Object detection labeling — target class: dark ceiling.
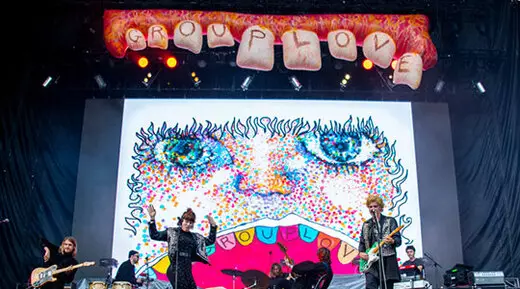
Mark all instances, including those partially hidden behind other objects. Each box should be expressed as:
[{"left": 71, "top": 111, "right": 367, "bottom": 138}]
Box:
[{"left": 10, "top": 0, "right": 507, "bottom": 100}]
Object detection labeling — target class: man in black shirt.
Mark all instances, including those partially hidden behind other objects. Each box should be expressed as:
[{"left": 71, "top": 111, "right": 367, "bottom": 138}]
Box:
[
  {"left": 114, "top": 250, "right": 143, "bottom": 286},
  {"left": 401, "top": 246, "right": 424, "bottom": 278}
]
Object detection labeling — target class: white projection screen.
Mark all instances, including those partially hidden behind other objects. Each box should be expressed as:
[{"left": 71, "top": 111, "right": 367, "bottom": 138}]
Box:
[
  {"left": 72, "top": 99, "right": 462, "bottom": 289},
  {"left": 114, "top": 99, "right": 420, "bottom": 287}
]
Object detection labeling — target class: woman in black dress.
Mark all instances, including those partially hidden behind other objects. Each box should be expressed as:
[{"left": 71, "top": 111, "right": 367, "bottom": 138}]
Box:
[
  {"left": 40, "top": 236, "right": 79, "bottom": 289},
  {"left": 147, "top": 205, "right": 217, "bottom": 289}
]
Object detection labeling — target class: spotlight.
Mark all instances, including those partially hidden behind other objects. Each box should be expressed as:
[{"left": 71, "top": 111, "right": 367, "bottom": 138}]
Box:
[
  {"left": 42, "top": 76, "right": 53, "bottom": 87},
  {"left": 166, "top": 56, "right": 177, "bottom": 68},
  {"left": 138, "top": 56, "right": 149, "bottom": 68},
  {"left": 434, "top": 80, "right": 445, "bottom": 93},
  {"left": 474, "top": 81, "right": 486, "bottom": 94},
  {"left": 191, "top": 71, "right": 201, "bottom": 87},
  {"left": 94, "top": 74, "right": 106, "bottom": 89},
  {"left": 197, "top": 60, "right": 207, "bottom": 68},
  {"left": 289, "top": 76, "right": 302, "bottom": 91},
  {"left": 241, "top": 75, "right": 254, "bottom": 91},
  {"left": 142, "top": 70, "right": 160, "bottom": 87},
  {"left": 344, "top": 73, "right": 351, "bottom": 80},
  {"left": 362, "top": 59, "right": 374, "bottom": 70},
  {"left": 391, "top": 60, "right": 398, "bottom": 70}
]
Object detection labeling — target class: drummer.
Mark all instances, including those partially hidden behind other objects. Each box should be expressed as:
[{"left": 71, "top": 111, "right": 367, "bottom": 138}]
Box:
[{"left": 114, "top": 250, "right": 144, "bottom": 286}]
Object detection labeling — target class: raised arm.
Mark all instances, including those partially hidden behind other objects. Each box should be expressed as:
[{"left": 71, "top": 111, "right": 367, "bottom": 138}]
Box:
[
  {"left": 205, "top": 215, "right": 218, "bottom": 245},
  {"left": 147, "top": 204, "right": 167, "bottom": 241},
  {"left": 40, "top": 237, "right": 59, "bottom": 252}
]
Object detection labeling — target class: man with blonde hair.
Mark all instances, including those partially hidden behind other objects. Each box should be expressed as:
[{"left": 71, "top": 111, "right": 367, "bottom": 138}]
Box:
[{"left": 358, "top": 195, "right": 401, "bottom": 289}]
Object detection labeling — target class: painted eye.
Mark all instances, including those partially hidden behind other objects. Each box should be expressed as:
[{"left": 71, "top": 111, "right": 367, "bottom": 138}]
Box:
[
  {"left": 300, "top": 132, "right": 380, "bottom": 166},
  {"left": 153, "top": 136, "right": 232, "bottom": 170}
]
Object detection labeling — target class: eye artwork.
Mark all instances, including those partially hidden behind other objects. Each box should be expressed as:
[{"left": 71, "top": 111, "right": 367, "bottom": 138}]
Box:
[{"left": 122, "top": 116, "right": 411, "bottom": 288}]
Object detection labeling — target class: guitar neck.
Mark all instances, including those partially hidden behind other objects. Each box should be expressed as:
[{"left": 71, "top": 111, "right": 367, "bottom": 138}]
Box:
[
  {"left": 53, "top": 263, "right": 87, "bottom": 275},
  {"left": 373, "top": 225, "right": 404, "bottom": 253}
]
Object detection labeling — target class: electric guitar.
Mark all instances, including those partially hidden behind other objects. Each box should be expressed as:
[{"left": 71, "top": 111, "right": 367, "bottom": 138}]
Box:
[
  {"left": 359, "top": 225, "right": 404, "bottom": 273},
  {"left": 276, "top": 241, "right": 294, "bottom": 266},
  {"left": 30, "top": 261, "right": 95, "bottom": 288}
]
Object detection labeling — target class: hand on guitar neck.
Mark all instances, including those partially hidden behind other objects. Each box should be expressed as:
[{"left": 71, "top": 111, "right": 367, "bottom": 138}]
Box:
[{"left": 276, "top": 242, "right": 294, "bottom": 268}]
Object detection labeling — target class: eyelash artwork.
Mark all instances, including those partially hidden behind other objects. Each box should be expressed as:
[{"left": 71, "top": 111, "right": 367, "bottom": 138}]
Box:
[{"left": 123, "top": 116, "right": 411, "bottom": 246}]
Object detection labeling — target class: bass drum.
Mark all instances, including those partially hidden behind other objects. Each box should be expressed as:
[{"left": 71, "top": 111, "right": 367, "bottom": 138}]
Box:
[
  {"left": 112, "top": 281, "right": 132, "bottom": 289},
  {"left": 89, "top": 281, "right": 107, "bottom": 289}
]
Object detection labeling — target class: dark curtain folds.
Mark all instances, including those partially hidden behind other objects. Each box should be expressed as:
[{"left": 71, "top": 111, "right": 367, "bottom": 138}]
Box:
[
  {"left": 449, "top": 0, "right": 519, "bottom": 276},
  {"left": 0, "top": 63, "right": 85, "bottom": 289}
]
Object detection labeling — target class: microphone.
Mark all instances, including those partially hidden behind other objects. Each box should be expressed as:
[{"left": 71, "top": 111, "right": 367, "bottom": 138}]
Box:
[{"left": 0, "top": 218, "right": 9, "bottom": 224}]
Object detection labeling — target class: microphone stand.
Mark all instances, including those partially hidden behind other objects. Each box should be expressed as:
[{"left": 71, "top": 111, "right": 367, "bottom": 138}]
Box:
[
  {"left": 373, "top": 211, "right": 387, "bottom": 289},
  {"left": 175, "top": 227, "right": 180, "bottom": 289},
  {"left": 145, "top": 257, "right": 150, "bottom": 289},
  {"left": 423, "top": 252, "right": 443, "bottom": 289}
]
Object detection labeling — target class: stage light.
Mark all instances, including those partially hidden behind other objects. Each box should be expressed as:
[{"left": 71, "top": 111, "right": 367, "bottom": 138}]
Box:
[
  {"left": 191, "top": 72, "right": 201, "bottom": 87},
  {"left": 434, "top": 80, "right": 445, "bottom": 93},
  {"left": 166, "top": 57, "right": 177, "bottom": 68},
  {"left": 391, "top": 60, "right": 397, "bottom": 70},
  {"left": 138, "top": 57, "right": 149, "bottom": 68},
  {"left": 147, "top": 72, "right": 152, "bottom": 78},
  {"left": 42, "top": 76, "right": 53, "bottom": 87},
  {"left": 341, "top": 79, "right": 348, "bottom": 85},
  {"left": 94, "top": 74, "right": 106, "bottom": 89},
  {"left": 474, "top": 81, "right": 486, "bottom": 94},
  {"left": 344, "top": 74, "right": 351, "bottom": 80},
  {"left": 289, "top": 76, "right": 302, "bottom": 91},
  {"left": 241, "top": 75, "right": 254, "bottom": 91},
  {"left": 197, "top": 60, "right": 207, "bottom": 68},
  {"left": 362, "top": 59, "right": 374, "bottom": 70}
]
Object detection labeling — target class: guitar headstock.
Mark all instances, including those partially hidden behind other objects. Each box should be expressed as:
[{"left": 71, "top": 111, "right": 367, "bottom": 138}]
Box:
[
  {"left": 81, "top": 261, "right": 96, "bottom": 267},
  {"left": 276, "top": 242, "right": 287, "bottom": 253}
]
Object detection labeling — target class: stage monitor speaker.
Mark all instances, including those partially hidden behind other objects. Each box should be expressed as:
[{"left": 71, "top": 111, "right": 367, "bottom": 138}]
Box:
[
  {"left": 443, "top": 263, "right": 474, "bottom": 286},
  {"left": 469, "top": 271, "right": 505, "bottom": 286}
]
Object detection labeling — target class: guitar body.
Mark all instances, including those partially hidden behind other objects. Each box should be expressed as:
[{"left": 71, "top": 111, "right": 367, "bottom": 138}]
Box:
[
  {"left": 358, "top": 224, "right": 405, "bottom": 273},
  {"left": 31, "top": 265, "right": 58, "bottom": 288},
  {"left": 30, "top": 261, "right": 95, "bottom": 288},
  {"left": 359, "top": 243, "right": 379, "bottom": 273}
]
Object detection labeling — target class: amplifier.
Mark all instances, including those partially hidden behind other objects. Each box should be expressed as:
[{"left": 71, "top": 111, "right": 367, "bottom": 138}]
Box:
[{"left": 469, "top": 271, "right": 505, "bottom": 285}]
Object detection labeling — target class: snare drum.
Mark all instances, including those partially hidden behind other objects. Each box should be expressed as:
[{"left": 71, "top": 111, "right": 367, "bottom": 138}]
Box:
[
  {"left": 112, "top": 281, "right": 132, "bottom": 289},
  {"left": 89, "top": 281, "right": 107, "bottom": 289}
]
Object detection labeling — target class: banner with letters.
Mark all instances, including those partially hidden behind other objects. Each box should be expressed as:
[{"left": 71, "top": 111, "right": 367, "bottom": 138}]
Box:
[{"left": 103, "top": 10, "right": 437, "bottom": 90}]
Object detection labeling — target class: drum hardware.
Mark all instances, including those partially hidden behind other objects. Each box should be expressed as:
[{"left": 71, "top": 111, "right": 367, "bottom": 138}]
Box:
[
  {"left": 99, "top": 258, "right": 118, "bottom": 287},
  {"left": 89, "top": 281, "right": 107, "bottom": 289},
  {"left": 112, "top": 281, "right": 132, "bottom": 289},
  {"left": 222, "top": 268, "right": 243, "bottom": 289}
]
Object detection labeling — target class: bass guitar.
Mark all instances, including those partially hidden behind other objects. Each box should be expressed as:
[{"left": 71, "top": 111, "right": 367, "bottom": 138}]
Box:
[
  {"left": 30, "top": 261, "right": 95, "bottom": 288},
  {"left": 359, "top": 225, "right": 404, "bottom": 273}
]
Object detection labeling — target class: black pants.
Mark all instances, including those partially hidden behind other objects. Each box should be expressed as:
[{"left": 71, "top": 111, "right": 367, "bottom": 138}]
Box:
[{"left": 365, "top": 272, "right": 396, "bottom": 289}]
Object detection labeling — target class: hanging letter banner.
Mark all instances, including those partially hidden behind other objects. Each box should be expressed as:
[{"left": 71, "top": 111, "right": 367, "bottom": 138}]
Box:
[{"left": 104, "top": 10, "right": 438, "bottom": 90}]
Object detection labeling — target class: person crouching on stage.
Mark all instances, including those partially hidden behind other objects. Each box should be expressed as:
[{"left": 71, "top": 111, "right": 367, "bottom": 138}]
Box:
[
  {"left": 285, "top": 247, "right": 333, "bottom": 289},
  {"left": 147, "top": 205, "right": 217, "bottom": 289},
  {"left": 268, "top": 263, "right": 293, "bottom": 289},
  {"left": 40, "top": 236, "right": 79, "bottom": 289}
]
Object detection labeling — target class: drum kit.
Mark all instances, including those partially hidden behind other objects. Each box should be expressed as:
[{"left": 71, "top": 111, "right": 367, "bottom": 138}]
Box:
[{"left": 88, "top": 258, "right": 155, "bottom": 289}]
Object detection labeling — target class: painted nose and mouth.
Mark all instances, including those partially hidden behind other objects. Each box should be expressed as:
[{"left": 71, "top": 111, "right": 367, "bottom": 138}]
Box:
[{"left": 234, "top": 172, "right": 293, "bottom": 197}]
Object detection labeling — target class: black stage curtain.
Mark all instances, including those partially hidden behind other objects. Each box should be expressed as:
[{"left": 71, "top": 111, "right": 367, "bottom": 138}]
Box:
[
  {"left": 0, "top": 3, "right": 518, "bottom": 289},
  {"left": 449, "top": 1, "right": 519, "bottom": 276}
]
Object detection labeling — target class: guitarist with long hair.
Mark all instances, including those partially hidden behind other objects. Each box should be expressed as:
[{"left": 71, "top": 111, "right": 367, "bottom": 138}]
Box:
[
  {"left": 39, "top": 236, "right": 79, "bottom": 289},
  {"left": 358, "top": 195, "right": 402, "bottom": 289}
]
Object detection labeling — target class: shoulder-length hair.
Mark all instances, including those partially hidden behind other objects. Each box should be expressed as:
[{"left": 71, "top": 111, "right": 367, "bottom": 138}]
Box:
[{"left": 59, "top": 236, "right": 77, "bottom": 257}]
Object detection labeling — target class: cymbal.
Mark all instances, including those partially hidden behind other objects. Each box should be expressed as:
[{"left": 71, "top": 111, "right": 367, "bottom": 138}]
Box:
[{"left": 221, "top": 269, "right": 243, "bottom": 277}]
